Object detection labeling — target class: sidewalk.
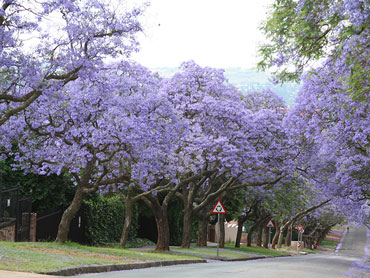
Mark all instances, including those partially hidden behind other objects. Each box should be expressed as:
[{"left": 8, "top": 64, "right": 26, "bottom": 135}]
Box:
[{"left": 0, "top": 270, "right": 55, "bottom": 278}]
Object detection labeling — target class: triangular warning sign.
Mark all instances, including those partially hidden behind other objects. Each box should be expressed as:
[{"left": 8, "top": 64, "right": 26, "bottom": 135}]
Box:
[
  {"left": 266, "top": 219, "right": 275, "bottom": 228},
  {"left": 211, "top": 200, "right": 227, "bottom": 214}
]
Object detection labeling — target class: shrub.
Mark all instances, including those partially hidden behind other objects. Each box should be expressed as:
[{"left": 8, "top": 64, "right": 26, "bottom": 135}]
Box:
[{"left": 82, "top": 194, "right": 137, "bottom": 246}]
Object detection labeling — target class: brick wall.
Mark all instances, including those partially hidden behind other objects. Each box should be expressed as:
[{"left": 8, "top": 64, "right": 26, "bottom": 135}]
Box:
[
  {"left": 29, "top": 213, "right": 36, "bottom": 242},
  {"left": 0, "top": 221, "right": 16, "bottom": 242}
]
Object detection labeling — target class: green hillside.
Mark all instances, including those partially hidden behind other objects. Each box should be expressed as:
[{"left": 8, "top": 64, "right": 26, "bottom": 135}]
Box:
[{"left": 153, "top": 67, "right": 301, "bottom": 106}]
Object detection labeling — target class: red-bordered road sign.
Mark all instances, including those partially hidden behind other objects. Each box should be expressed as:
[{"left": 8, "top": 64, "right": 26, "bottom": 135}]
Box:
[
  {"left": 266, "top": 219, "right": 275, "bottom": 228},
  {"left": 296, "top": 225, "right": 304, "bottom": 233},
  {"left": 211, "top": 200, "right": 227, "bottom": 214}
]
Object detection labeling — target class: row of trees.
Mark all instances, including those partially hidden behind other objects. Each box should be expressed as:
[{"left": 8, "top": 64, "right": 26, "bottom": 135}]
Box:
[
  {"left": 1, "top": 0, "right": 368, "bottom": 251},
  {"left": 1, "top": 58, "right": 298, "bottom": 250},
  {"left": 258, "top": 0, "right": 370, "bottom": 225}
]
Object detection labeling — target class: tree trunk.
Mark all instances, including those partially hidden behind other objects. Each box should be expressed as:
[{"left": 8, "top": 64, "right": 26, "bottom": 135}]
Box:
[
  {"left": 219, "top": 214, "right": 225, "bottom": 248},
  {"left": 197, "top": 213, "right": 208, "bottom": 247},
  {"left": 153, "top": 207, "right": 170, "bottom": 251},
  {"left": 181, "top": 208, "right": 193, "bottom": 248},
  {"left": 235, "top": 215, "right": 246, "bottom": 248},
  {"left": 263, "top": 227, "right": 269, "bottom": 248},
  {"left": 271, "top": 223, "right": 280, "bottom": 249},
  {"left": 56, "top": 186, "right": 87, "bottom": 243},
  {"left": 256, "top": 225, "right": 263, "bottom": 247},
  {"left": 285, "top": 224, "right": 293, "bottom": 247},
  {"left": 120, "top": 197, "right": 133, "bottom": 248},
  {"left": 247, "top": 222, "right": 258, "bottom": 247},
  {"left": 277, "top": 221, "right": 287, "bottom": 248}
]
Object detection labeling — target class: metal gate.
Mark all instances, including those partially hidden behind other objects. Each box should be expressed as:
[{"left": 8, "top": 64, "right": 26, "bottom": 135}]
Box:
[{"left": 0, "top": 172, "right": 32, "bottom": 241}]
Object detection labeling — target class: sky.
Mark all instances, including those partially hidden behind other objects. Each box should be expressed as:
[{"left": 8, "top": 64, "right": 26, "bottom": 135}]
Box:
[{"left": 131, "top": 0, "right": 274, "bottom": 69}]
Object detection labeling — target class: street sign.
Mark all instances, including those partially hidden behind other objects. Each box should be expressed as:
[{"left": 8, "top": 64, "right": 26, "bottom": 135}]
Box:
[
  {"left": 297, "top": 241, "right": 302, "bottom": 248},
  {"left": 266, "top": 219, "right": 275, "bottom": 228},
  {"left": 211, "top": 200, "right": 227, "bottom": 257},
  {"left": 296, "top": 225, "right": 304, "bottom": 233},
  {"left": 211, "top": 200, "right": 227, "bottom": 214}
]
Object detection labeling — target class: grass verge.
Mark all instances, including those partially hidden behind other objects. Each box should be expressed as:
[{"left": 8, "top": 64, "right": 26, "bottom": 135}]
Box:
[
  {"left": 167, "top": 243, "right": 289, "bottom": 260},
  {"left": 0, "top": 241, "right": 201, "bottom": 273},
  {"left": 318, "top": 239, "right": 338, "bottom": 251},
  {"left": 225, "top": 244, "right": 290, "bottom": 257}
]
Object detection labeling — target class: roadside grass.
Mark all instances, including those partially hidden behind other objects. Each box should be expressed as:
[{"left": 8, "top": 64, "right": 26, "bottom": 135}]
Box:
[
  {"left": 224, "top": 244, "right": 290, "bottom": 257},
  {"left": 0, "top": 241, "right": 201, "bottom": 273},
  {"left": 168, "top": 243, "right": 290, "bottom": 259},
  {"left": 170, "top": 246, "right": 256, "bottom": 259},
  {"left": 331, "top": 225, "right": 345, "bottom": 230},
  {"left": 100, "top": 238, "right": 156, "bottom": 249},
  {"left": 318, "top": 239, "right": 338, "bottom": 251}
]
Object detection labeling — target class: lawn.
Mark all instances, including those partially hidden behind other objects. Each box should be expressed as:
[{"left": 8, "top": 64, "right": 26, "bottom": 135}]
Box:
[
  {"left": 0, "top": 241, "right": 201, "bottom": 273},
  {"left": 225, "top": 244, "right": 290, "bottom": 257},
  {"left": 318, "top": 239, "right": 338, "bottom": 251},
  {"left": 169, "top": 244, "right": 290, "bottom": 260}
]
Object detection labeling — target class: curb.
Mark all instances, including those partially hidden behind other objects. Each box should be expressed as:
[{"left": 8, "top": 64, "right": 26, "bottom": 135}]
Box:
[
  {"left": 39, "top": 259, "right": 207, "bottom": 276},
  {"left": 207, "top": 254, "right": 292, "bottom": 262},
  {"left": 216, "top": 256, "right": 267, "bottom": 262}
]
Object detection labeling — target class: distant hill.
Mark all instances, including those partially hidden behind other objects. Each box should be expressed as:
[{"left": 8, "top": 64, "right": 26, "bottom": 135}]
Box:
[{"left": 152, "top": 67, "right": 300, "bottom": 107}]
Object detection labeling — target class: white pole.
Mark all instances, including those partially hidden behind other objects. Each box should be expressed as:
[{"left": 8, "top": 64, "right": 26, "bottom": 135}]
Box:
[
  {"left": 217, "top": 214, "right": 220, "bottom": 257},
  {"left": 297, "top": 232, "right": 299, "bottom": 253},
  {"left": 268, "top": 227, "right": 271, "bottom": 248}
]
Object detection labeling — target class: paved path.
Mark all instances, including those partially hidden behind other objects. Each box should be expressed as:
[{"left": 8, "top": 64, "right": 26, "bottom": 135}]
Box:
[{"left": 0, "top": 270, "right": 55, "bottom": 278}]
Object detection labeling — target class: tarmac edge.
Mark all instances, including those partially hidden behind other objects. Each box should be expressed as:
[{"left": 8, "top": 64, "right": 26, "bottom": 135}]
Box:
[{"left": 38, "top": 259, "right": 207, "bottom": 276}]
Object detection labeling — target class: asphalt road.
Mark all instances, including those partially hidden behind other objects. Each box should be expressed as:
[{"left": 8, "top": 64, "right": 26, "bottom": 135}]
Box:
[{"left": 73, "top": 226, "right": 370, "bottom": 278}]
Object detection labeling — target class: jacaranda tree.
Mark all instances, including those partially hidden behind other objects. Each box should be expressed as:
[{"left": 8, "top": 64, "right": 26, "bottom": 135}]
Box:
[
  {"left": 0, "top": 61, "right": 184, "bottom": 243},
  {"left": 157, "top": 62, "right": 293, "bottom": 249},
  {"left": 260, "top": 0, "right": 370, "bottom": 224},
  {"left": 0, "top": 0, "right": 145, "bottom": 126},
  {"left": 258, "top": 0, "right": 370, "bottom": 93}
]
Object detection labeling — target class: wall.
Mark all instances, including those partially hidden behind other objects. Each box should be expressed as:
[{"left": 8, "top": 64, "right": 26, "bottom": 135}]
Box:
[{"left": 0, "top": 219, "right": 16, "bottom": 241}]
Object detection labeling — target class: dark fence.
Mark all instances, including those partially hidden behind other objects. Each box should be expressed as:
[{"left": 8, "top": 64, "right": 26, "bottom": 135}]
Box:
[
  {"left": 36, "top": 206, "right": 84, "bottom": 243},
  {"left": 0, "top": 172, "right": 84, "bottom": 243},
  {"left": 0, "top": 181, "right": 33, "bottom": 241},
  {"left": 36, "top": 208, "right": 64, "bottom": 241}
]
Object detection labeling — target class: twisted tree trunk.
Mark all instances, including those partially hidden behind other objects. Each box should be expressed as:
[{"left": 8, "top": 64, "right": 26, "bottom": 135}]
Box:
[
  {"left": 197, "top": 208, "right": 210, "bottom": 247},
  {"left": 181, "top": 207, "right": 193, "bottom": 248},
  {"left": 271, "top": 222, "right": 280, "bottom": 249},
  {"left": 285, "top": 223, "right": 293, "bottom": 247},
  {"left": 235, "top": 215, "right": 247, "bottom": 248},
  {"left": 56, "top": 186, "right": 87, "bottom": 243},
  {"left": 120, "top": 197, "right": 133, "bottom": 248}
]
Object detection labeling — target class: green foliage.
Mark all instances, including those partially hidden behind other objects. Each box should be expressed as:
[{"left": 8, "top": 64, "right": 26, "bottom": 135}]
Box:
[
  {"left": 82, "top": 194, "right": 137, "bottom": 246},
  {"left": 223, "top": 188, "right": 249, "bottom": 221},
  {"left": 258, "top": 0, "right": 341, "bottom": 82},
  {"left": 0, "top": 156, "right": 75, "bottom": 213},
  {"left": 167, "top": 195, "right": 197, "bottom": 245},
  {"left": 167, "top": 196, "right": 184, "bottom": 245}
]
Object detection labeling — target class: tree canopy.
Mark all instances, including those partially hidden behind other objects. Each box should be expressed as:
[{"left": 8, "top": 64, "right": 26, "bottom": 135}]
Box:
[
  {"left": 0, "top": 0, "right": 145, "bottom": 126},
  {"left": 258, "top": 0, "right": 370, "bottom": 95}
]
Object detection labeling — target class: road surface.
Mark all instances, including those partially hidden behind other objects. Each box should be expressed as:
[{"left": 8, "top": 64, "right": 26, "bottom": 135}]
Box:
[{"left": 72, "top": 225, "right": 369, "bottom": 278}]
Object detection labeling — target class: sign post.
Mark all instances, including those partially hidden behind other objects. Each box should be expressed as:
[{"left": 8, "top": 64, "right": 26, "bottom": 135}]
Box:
[
  {"left": 265, "top": 219, "right": 275, "bottom": 248},
  {"left": 296, "top": 225, "right": 304, "bottom": 252},
  {"left": 211, "top": 200, "right": 227, "bottom": 257}
]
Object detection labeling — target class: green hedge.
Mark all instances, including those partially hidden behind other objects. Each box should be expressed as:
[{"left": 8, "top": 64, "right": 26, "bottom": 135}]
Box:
[{"left": 82, "top": 195, "right": 137, "bottom": 246}]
